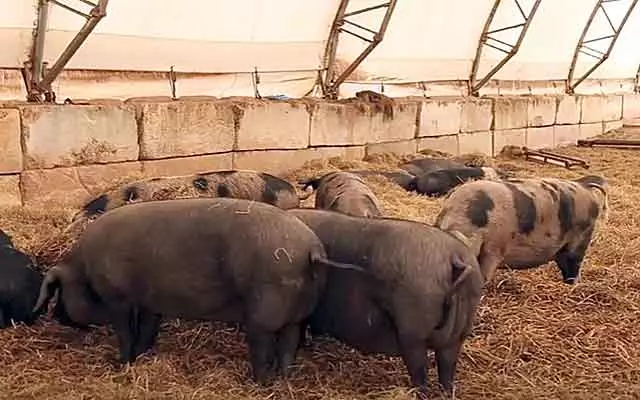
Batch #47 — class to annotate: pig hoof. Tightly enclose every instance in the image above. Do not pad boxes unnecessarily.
[563,277,578,285]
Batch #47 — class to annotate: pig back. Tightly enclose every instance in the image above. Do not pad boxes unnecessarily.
[75,198,326,321]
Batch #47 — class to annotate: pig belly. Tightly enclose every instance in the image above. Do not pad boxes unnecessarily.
[503,238,563,268]
[309,272,400,355]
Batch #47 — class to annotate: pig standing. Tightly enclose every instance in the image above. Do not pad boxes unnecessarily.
[299,171,383,218]
[33,198,363,383]
[287,208,483,398]
[435,175,609,284]
[78,169,303,220]
[0,229,43,328]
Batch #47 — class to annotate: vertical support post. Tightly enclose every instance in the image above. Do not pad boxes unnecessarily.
[321,0,398,99]
[469,0,542,96]
[566,0,639,94]
[23,0,109,103]
[322,0,350,96]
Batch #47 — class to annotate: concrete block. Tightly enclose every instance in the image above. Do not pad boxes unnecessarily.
[365,139,417,157]
[579,123,603,140]
[493,97,528,130]
[235,99,310,151]
[20,105,138,169]
[418,97,462,137]
[233,146,365,176]
[602,95,622,121]
[623,94,640,119]
[308,101,370,146]
[461,98,493,133]
[0,175,21,207]
[603,120,623,134]
[458,131,493,156]
[369,99,420,143]
[554,125,580,147]
[0,109,22,173]
[417,135,459,156]
[138,100,235,159]
[75,162,145,195]
[556,95,580,125]
[526,126,555,150]
[527,96,556,127]
[21,161,143,208]
[493,129,526,155]
[141,153,233,177]
[579,95,604,124]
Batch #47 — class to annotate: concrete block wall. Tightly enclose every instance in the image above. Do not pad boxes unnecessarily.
[0,93,637,208]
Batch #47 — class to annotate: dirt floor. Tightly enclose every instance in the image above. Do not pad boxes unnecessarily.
[1,127,640,400]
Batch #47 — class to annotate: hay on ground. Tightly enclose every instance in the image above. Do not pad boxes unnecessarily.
[2,130,640,399]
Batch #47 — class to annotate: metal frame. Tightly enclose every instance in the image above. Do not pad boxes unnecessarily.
[566,0,639,94]
[321,0,398,99]
[22,0,109,103]
[469,0,542,96]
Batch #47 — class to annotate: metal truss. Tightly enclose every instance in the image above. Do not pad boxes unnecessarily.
[321,0,398,99]
[566,0,639,94]
[469,0,542,96]
[22,0,109,103]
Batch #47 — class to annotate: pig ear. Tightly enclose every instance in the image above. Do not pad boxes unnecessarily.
[32,266,63,314]
[449,255,474,295]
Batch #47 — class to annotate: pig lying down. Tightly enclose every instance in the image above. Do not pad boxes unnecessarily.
[407,166,503,197]
[348,169,416,190]
[0,229,43,328]
[33,198,363,384]
[287,208,483,398]
[400,157,466,176]
[299,171,383,218]
[436,175,609,284]
[77,169,303,220]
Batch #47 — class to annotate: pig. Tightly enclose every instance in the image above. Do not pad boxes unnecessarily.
[348,169,416,190]
[399,157,466,176]
[32,198,364,383]
[407,167,502,197]
[299,171,383,218]
[435,175,609,284]
[287,208,484,398]
[0,229,44,328]
[77,169,304,220]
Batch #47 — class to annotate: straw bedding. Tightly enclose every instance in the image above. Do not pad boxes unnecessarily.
[1,127,639,399]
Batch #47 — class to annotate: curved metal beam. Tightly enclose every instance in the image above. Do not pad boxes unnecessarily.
[566,0,639,95]
[321,0,398,99]
[23,0,109,103]
[469,0,542,96]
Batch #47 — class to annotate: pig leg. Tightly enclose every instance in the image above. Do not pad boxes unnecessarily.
[245,322,277,385]
[274,323,302,378]
[397,333,429,399]
[555,229,593,284]
[478,248,503,284]
[0,307,6,328]
[131,311,162,358]
[110,303,141,364]
[434,339,463,395]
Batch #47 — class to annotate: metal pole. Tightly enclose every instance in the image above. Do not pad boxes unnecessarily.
[567,0,639,94]
[328,0,397,96]
[469,0,542,96]
[322,0,350,94]
[32,0,50,83]
[39,0,109,91]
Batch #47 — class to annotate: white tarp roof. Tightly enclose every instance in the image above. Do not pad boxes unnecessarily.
[1,0,638,99]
